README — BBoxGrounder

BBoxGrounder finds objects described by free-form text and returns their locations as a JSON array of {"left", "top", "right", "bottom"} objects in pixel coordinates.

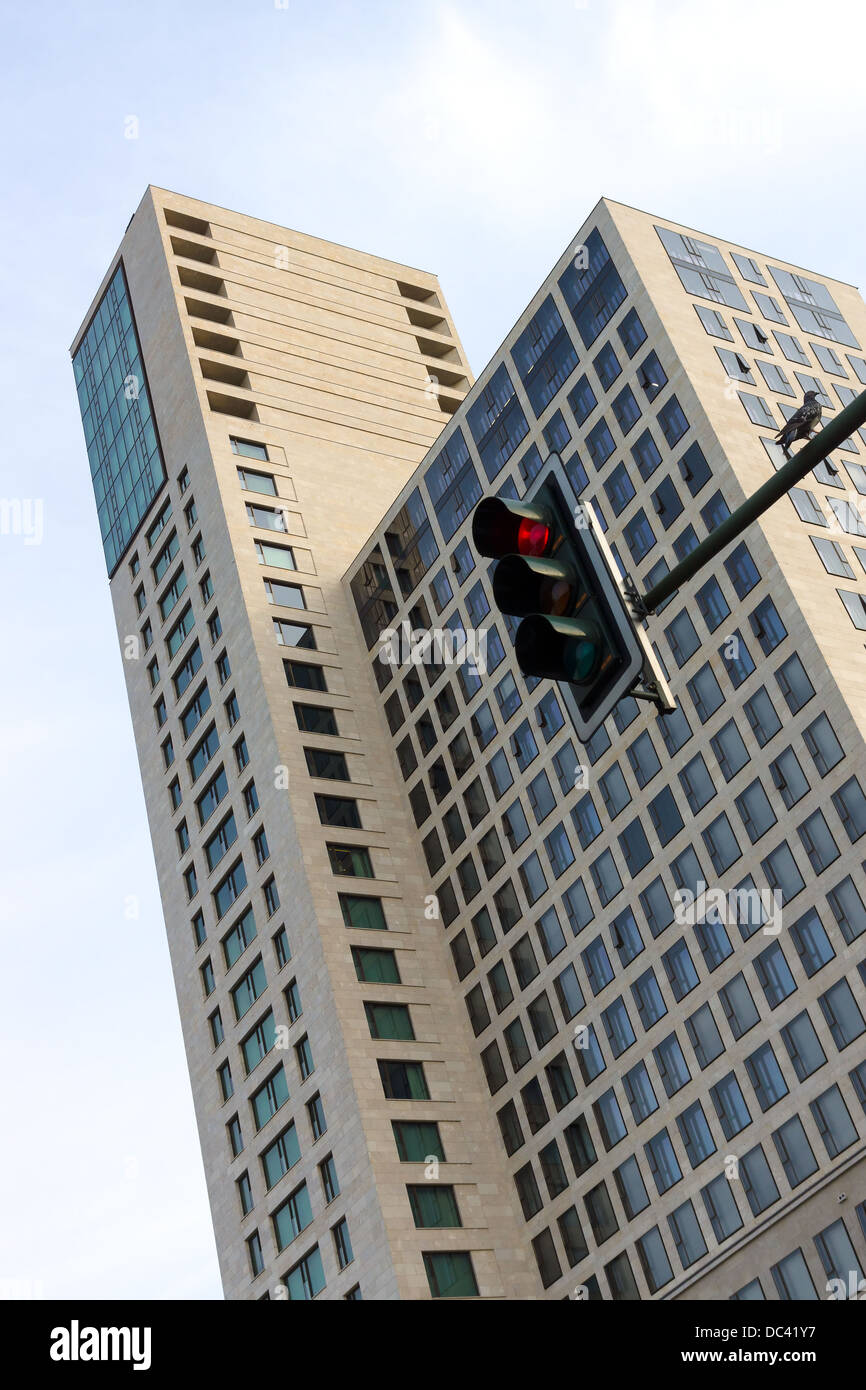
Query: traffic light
[{"left": 471, "top": 455, "right": 655, "bottom": 741}]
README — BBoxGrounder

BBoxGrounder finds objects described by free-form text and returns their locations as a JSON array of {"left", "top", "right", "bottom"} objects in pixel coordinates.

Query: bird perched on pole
[{"left": 775, "top": 391, "right": 822, "bottom": 458}]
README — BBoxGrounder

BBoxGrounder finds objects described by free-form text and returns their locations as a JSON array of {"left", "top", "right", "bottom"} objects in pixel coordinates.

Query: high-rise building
[
  {"left": 345, "top": 200, "right": 866, "bottom": 1303},
  {"left": 71, "top": 188, "right": 866, "bottom": 1302}
]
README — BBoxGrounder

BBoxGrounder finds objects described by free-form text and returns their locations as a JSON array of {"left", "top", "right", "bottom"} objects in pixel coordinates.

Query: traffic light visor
[
  {"left": 471, "top": 497, "right": 551, "bottom": 559},
  {"left": 492, "top": 555, "right": 577, "bottom": 618}
]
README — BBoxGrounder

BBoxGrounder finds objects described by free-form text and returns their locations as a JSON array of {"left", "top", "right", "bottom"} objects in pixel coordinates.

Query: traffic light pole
[{"left": 631, "top": 387, "right": 866, "bottom": 618}]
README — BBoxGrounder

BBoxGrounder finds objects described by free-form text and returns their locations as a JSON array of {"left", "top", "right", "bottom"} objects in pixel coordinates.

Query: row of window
[
  {"left": 732, "top": 1209, "right": 866, "bottom": 1301},
  {"left": 240, "top": 437, "right": 491, "bottom": 1290}
]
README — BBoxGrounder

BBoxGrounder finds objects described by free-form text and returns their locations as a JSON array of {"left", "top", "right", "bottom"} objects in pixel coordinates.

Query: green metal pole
[{"left": 638, "top": 388, "right": 866, "bottom": 617}]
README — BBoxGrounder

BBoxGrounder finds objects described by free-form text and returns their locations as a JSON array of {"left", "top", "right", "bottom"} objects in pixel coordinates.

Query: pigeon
[{"left": 775, "top": 391, "right": 822, "bottom": 458}]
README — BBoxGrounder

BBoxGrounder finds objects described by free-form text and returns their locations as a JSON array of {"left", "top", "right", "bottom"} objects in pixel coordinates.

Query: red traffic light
[
  {"left": 472, "top": 497, "right": 553, "bottom": 561},
  {"left": 516, "top": 517, "right": 551, "bottom": 556}
]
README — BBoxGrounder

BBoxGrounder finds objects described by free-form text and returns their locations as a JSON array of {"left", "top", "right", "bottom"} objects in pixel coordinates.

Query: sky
[{"left": 1, "top": 0, "right": 865, "bottom": 1301}]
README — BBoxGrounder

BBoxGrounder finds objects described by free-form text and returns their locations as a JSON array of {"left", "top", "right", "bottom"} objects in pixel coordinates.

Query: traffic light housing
[{"left": 471, "top": 455, "right": 654, "bottom": 741}]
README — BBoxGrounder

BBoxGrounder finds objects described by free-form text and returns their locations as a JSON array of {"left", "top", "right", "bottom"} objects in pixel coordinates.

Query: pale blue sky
[{"left": 1, "top": 0, "right": 864, "bottom": 1300}]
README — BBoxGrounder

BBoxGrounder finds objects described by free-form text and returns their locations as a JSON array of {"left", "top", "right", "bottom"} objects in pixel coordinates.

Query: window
[
  {"left": 332, "top": 1218, "right": 354, "bottom": 1269},
  {"left": 316, "top": 794, "right": 361, "bottom": 830},
  {"left": 267, "top": 925, "right": 289, "bottom": 971},
  {"left": 238, "top": 466, "right": 277, "bottom": 495},
  {"left": 636, "top": 1226, "right": 674, "bottom": 1293},
  {"left": 772, "top": 1115, "right": 818, "bottom": 1187},
  {"left": 231, "top": 956, "right": 267, "bottom": 1021},
  {"left": 677, "top": 1100, "right": 716, "bottom": 1169},
  {"left": 465, "top": 364, "right": 528, "bottom": 483},
  {"left": 353, "top": 944, "right": 399, "bottom": 984},
  {"left": 285, "top": 660, "right": 327, "bottom": 693},
  {"left": 423, "top": 1252, "right": 479, "bottom": 1299},
  {"left": 739, "top": 394, "right": 778, "bottom": 425},
  {"left": 378, "top": 1059, "right": 429, "bottom": 1102},
  {"left": 337, "top": 894, "right": 388, "bottom": 936},
  {"left": 231, "top": 437, "right": 269, "bottom": 461},
  {"left": 293, "top": 1034, "right": 313, "bottom": 1081},
  {"left": 601, "top": 997, "right": 636, "bottom": 1060},
  {"left": 246, "top": 1230, "right": 263, "bottom": 1279},
  {"left": 750, "top": 596, "right": 787, "bottom": 655},
  {"left": 573, "top": 1022, "right": 606, "bottom": 1085},
  {"left": 184, "top": 863, "right": 199, "bottom": 903},
  {"left": 686, "top": 1002, "right": 725, "bottom": 1070},
  {"left": 364, "top": 1001, "right": 413, "bottom": 1041},
  {"left": 511, "top": 295, "right": 578, "bottom": 415},
  {"left": 827, "top": 876, "right": 866, "bottom": 945},
  {"left": 653, "top": 1033, "right": 690, "bottom": 1099},
  {"left": 166, "top": 603, "right": 195, "bottom": 660},
  {"left": 586, "top": 418, "right": 616, "bottom": 469},
  {"left": 205, "top": 811, "right": 238, "bottom": 872},
  {"left": 832, "top": 775, "right": 866, "bottom": 842},
  {"left": 241, "top": 1008, "right": 275, "bottom": 1075},
  {"left": 776, "top": 653, "right": 815, "bottom": 715},
  {"left": 739, "top": 1144, "right": 781, "bottom": 1217},
  {"left": 265, "top": 579, "right": 305, "bottom": 611},
  {"left": 158, "top": 566, "right": 188, "bottom": 622},
  {"left": 253, "top": 536, "right": 300, "bottom": 575},
  {"left": 819, "top": 979, "right": 865, "bottom": 1050},
  {"left": 274, "top": 618, "right": 316, "bottom": 649},
  {"left": 261, "top": 1121, "right": 301, "bottom": 1189},
  {"left": 780, "top": 1009, "right": 827, "bottom": 1084},
  {"left": 687, "top": 662, "right": 724, "bottom": 724},
  {"left": 657, "top": 396, "right": 688, "bottom": 449},
  {"left": 645, "top": 1129, "right": 682, "bottom": 1195},
  {"left": 408, "top": 1183, "right": 462, "bottom": 1230},
  {"left": 317, "top": 1154, "right": 339, "bottom": 1205},
  {"left": 815, "top": 1218, "right": 865, "bottom": 1290},
  {"left": 251, "top": 1065, "right": 289, "bottom": 1130},
  {"left": 618, "top": 307, "right": 647, "bottom": 357},
  {"left": 744, "top": 686, "right": 782, "bottom": 747},
  {"left": 639, "top": 876, "right": 674, "bottom": 939},
  {"left": 648, "top": 786, "right": 684, "bottom": 846},
  {"left": 328, "top": 845, "right": 373, "bottom": 879},
  {"left": 810, "top": 1084, "right": 858, "bottom": 1159},
  {"left": 718, "top": 972, "right": 759, "bottom": 1041},
  {"left": 789, "top": 907, "right": 834, "bottom": 977},
  {"left": 283, "top": 1246, "right": 326, "bottom": 1302},
  {"left": 554, "top": 963, "right": 584, "bottom": 1021},
  {"left": 213, "top": 859, "right": 247, "bottom": 919},
  {"left": 668, "top": 1199, "right": 707, "bottom": 1270},
  {"left": 584, "top": 1180, "right": 619, "bottom": 1245},
  {"left": 733, "top": 779, "right": 776, "bottom": 847},
  {"left": 623, "top": 1060, "right": 658, "bottom": 1124},
  {"left": 798, "top": 808, "right": 840, "bottom": 874},
  {"left": 662, "top": 938, "right": 699, "bottom": 1002},
  {"left": 745, "top": 1041, "right": 789, "bottom": 1112},
  {"left": 769, "top": 265, "right": 857, "bottom": 347},
  {"left": 719, "top": 628, "right": 755, "bottom": 687},
  {"left": 307, "top": 1092, "right": 327, "bottom": 1140},
  {"left": 769, "top": 745, "right": 809, "bottom": 813},
  {"left": 710, "top": 1071, "right": 751, "bottom": 1140},
  {"left": 632, "top": 967, "right": 667, "bottom": 1031},
  {"left": 272, "top": 1181, "right": 314, "bottom": 1253},
  {"left": 221, "top": 906, "right": 257, "bottom": 971},
  {"left": 623, "top": 509, "right": 656, "bottom": 564}
]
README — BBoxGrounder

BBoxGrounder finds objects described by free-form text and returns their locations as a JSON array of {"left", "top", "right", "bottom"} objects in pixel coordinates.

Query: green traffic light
[
  {"left": 564, "top": 634, "right": 602, "bottom": 684},
  {"left": 516, "top": 614, "right": 603, "bottom": 685}
]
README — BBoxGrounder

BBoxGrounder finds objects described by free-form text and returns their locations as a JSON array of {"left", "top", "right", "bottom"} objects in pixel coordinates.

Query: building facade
[
  {"left": 71, "top": 186, "right": 537, "bottom": 1301},
  {"left": 72, "top": 187, "right": 866, "bottom": 1301},
  {"left": 346, "top": 198, "right": 866, "bottom": 1301}
]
